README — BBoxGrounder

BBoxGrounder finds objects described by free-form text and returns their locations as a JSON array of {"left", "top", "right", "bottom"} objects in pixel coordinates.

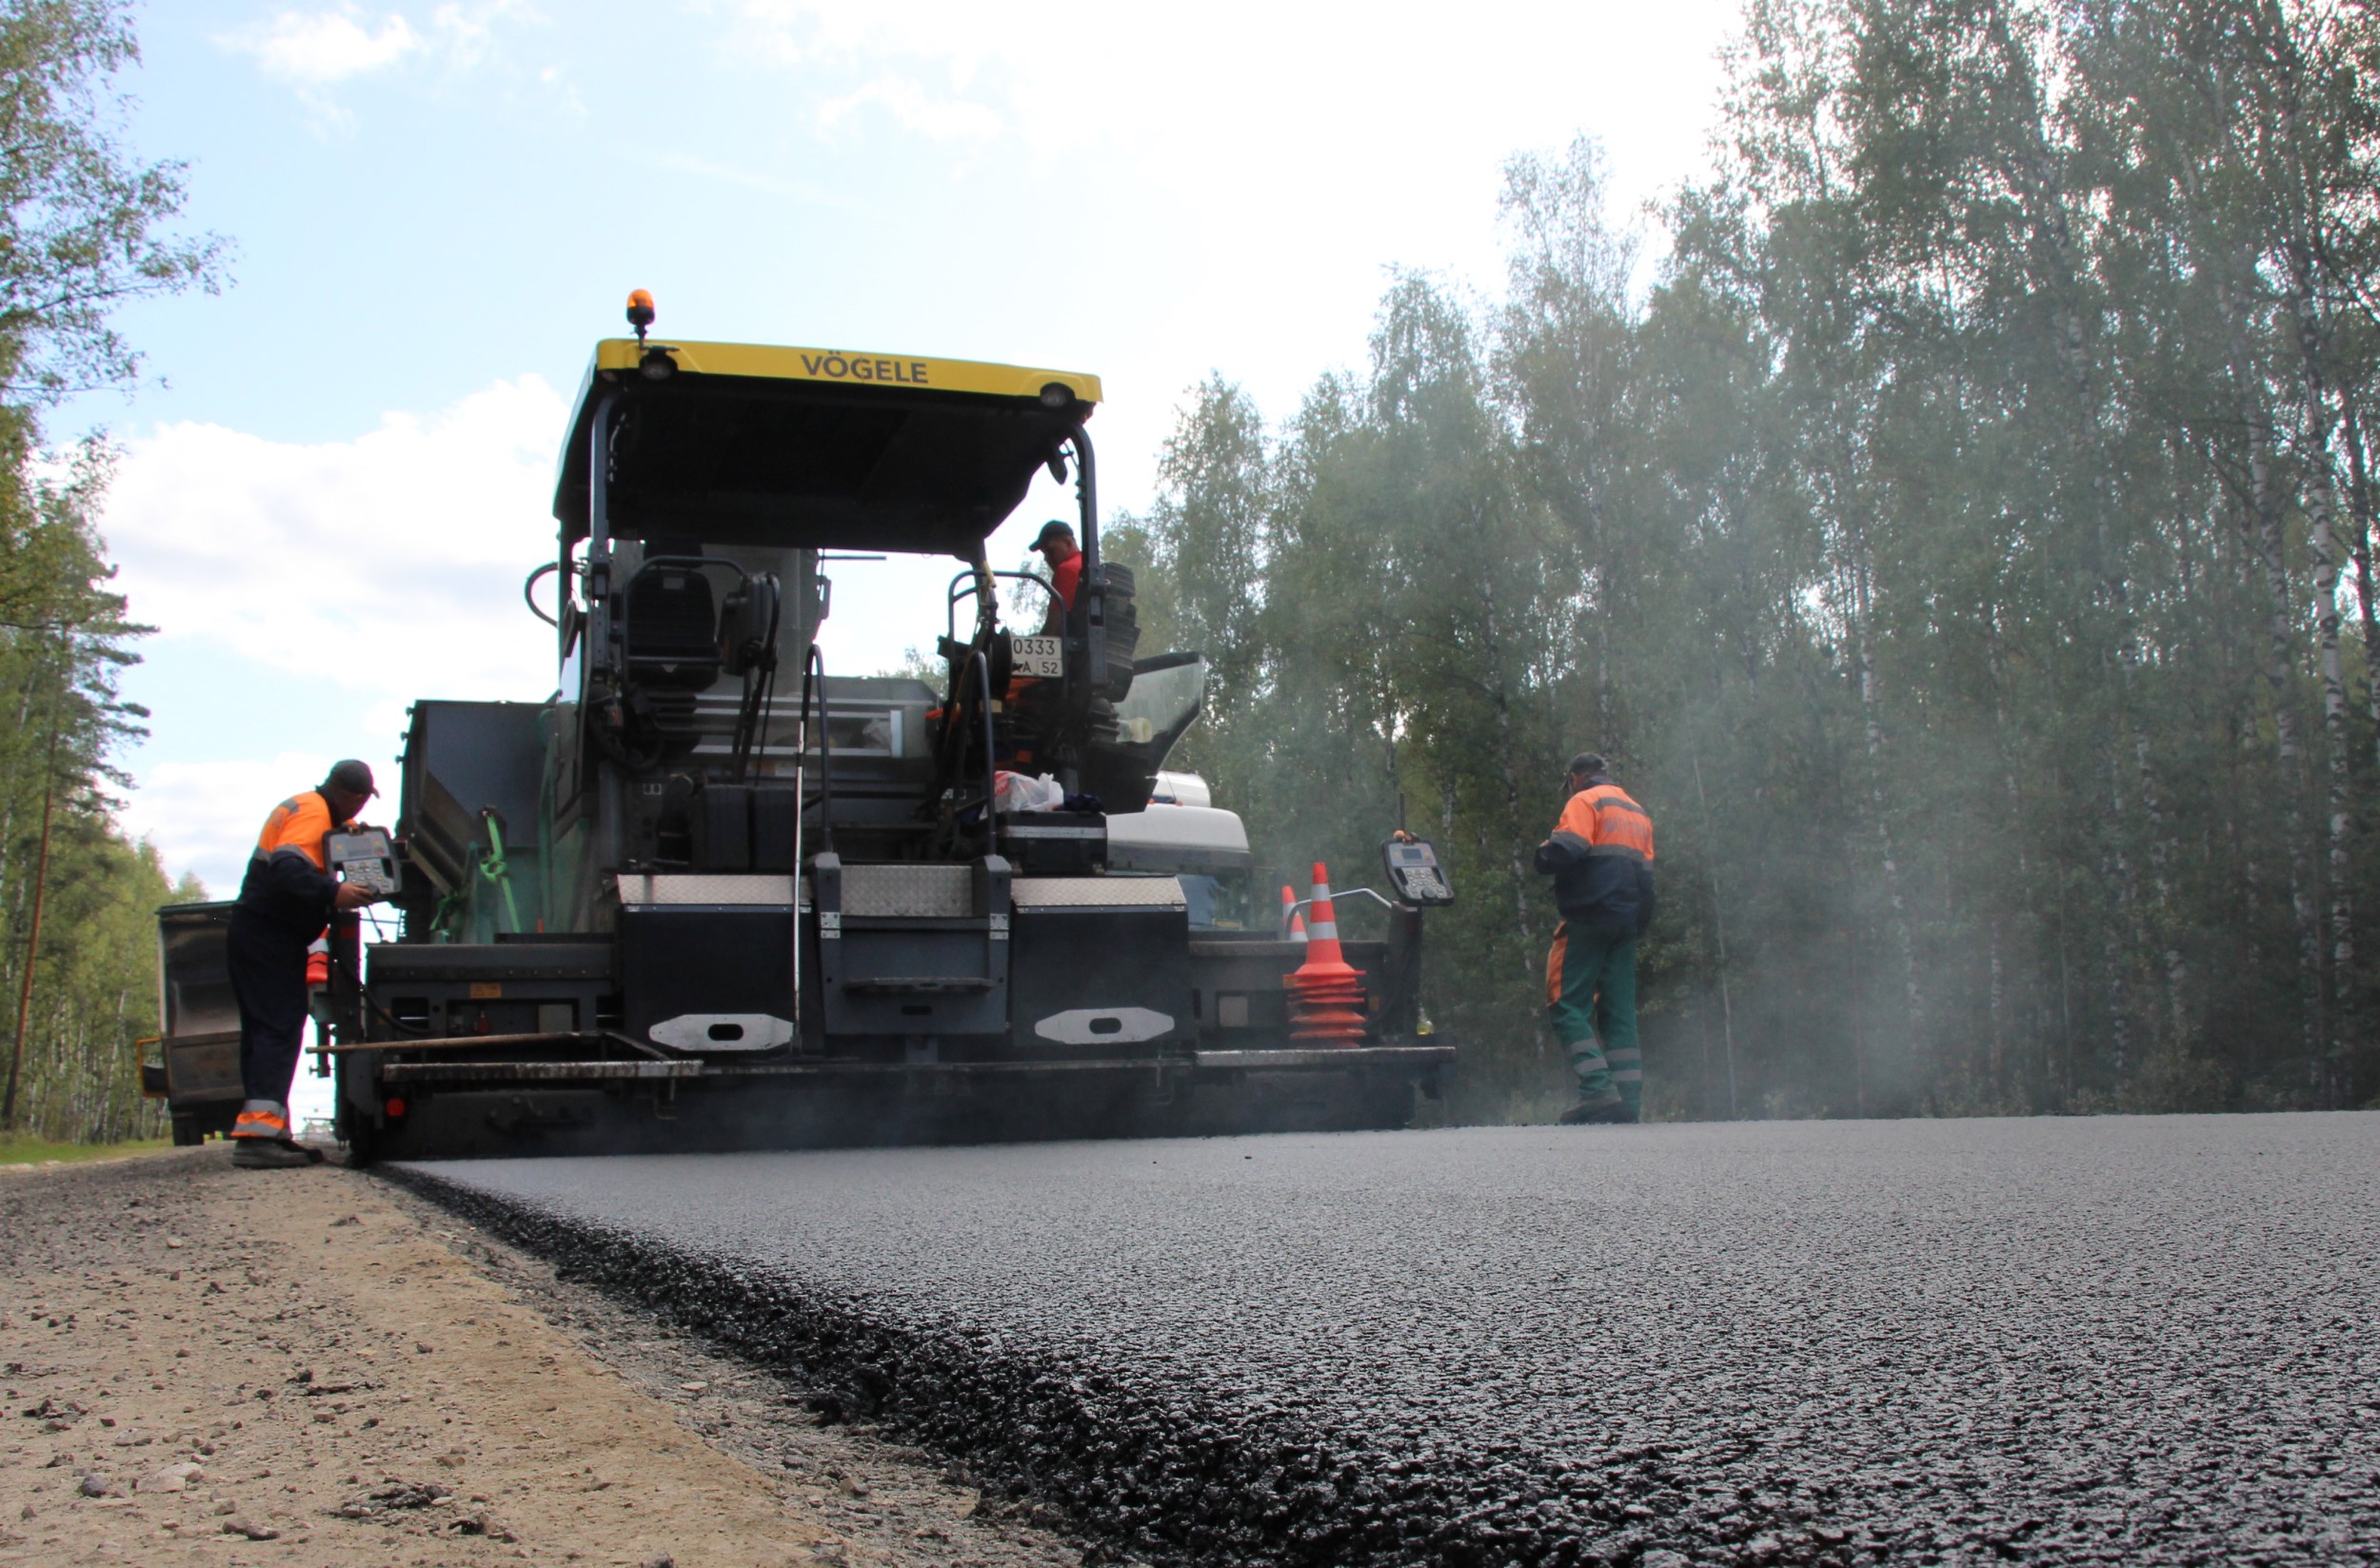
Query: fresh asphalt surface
[{"left": 399, "top": 1115, "right": 2379, "bottom": 1566}]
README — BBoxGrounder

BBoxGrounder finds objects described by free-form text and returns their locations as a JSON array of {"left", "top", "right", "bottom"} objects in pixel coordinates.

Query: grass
[{"left": 0, "top": 1134, "right": 173, "bottom": 1166}]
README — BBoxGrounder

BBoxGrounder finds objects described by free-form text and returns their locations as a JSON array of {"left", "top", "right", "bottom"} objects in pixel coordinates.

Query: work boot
[
  {"left": 1557, "top": 1091, "right": 1629, "bottom": 1125},
  {"left": 232, "top": 1138, "right": 323, "bottom": 1169}
]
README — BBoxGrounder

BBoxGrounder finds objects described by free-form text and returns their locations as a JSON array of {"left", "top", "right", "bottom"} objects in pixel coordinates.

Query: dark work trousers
[
  {"left": 1545, "top": 922, "right": 1642, "bottom": 1117},
  {"left": 227, "top": 912, "right": 311, "bottom": 1107}
]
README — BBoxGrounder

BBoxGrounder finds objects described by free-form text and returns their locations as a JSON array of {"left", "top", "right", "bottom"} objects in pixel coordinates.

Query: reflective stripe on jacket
[
  {"left": 1535, "top": 776, "right": 1657, "bottom": 932},
  {"left": 235, "top": 791, "right": 349, "bottom": 936},
  {"left": 254, "top": 793, "right": 338, "bottom": 870}
]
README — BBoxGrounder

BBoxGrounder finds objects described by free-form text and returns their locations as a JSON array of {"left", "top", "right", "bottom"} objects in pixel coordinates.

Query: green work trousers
[{"left": 1545, "top": 922, "right": 1641, "bottom": 1115}]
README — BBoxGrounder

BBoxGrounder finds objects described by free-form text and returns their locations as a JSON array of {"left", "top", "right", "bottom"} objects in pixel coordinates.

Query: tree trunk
[
  {"left": 2300, "top": 430, "right": 2354, "bottom": 1101},
  {"left": 2098, "top": 741, "right": 2134, "bottom": 1082},
  {"left": 2344, "top": 404, "right": 2380, "bottom": 772},
  {"left": 2285, "top": 268, "right": 2355, "bottom": 1101},
  {"left": 2243, "top": 456, "right": 2324, "bottom": 1078},
  {"left": 1988, "top": 916, "right": 2007, "bottom": 1103},
  {"left": 1691, "top": 745, "right": 1740, "bottom": 1119},
  {"left": 1851, "top": 552, "right": 1924, "bottom": 1051}
]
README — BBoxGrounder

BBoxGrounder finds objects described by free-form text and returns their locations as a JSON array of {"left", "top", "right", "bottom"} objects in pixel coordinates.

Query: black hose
[
  {"left": 523, "top": 561, "right": 560, "bottom": 626},
  {"left": 975, "top": 649, "right": 1000, "bottom": 860},
  {"left": 803, "top": 645, "right": 837, "bottom": 854},
  {"left": 1068, "top": 425, "right": 1099, "bottom": 571},
  {"left": 730, "top": 601, "right": 781, "bottom": 783}
]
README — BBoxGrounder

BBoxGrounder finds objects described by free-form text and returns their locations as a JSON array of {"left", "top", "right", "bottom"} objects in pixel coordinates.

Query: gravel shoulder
[{"left": 0, "top": 1148, "right": 1086, "bottom": 1568}]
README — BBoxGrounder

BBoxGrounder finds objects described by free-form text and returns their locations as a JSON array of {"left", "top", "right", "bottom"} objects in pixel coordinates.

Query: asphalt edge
[{"left": 379, "top": 1162, "right": 1559, "bottom": 1568}]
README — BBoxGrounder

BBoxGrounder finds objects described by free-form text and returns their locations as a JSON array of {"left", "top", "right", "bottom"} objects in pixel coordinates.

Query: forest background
[
  {"left": 1111, "top": 0, "right": 2380, "bottom": 1121},
  {"left": 0, "top": 0, "right": 216, "bottom": 1143},
  {"left": 8, "top": 0, "right": 2380, "bottom": 1138}
]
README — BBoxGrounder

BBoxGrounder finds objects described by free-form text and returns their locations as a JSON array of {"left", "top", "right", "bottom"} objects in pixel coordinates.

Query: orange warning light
[{"left": 626, "top": 288, "right": 656, "bottom": 342}]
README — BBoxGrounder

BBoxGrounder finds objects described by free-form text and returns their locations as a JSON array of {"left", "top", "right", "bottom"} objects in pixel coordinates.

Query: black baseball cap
[
  {"left": 1030, "top": 520, "right": 1076, "bottom": 549},
  {"left": 1566, "top": 752, "right": 1607, "bottom": 777},
  {"left": 322, "top": 759, "right": 378, "bottom": 799}
]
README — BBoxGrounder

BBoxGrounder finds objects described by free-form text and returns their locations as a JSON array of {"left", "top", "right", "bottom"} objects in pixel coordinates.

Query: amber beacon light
[{"left": 626, "top": 288, "right": 656, "bottom": 343}]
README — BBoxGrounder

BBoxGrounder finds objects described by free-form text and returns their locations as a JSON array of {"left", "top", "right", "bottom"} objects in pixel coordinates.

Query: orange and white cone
[
  {"left": 1284, "top": 862, "right": 1367, "bottom": 1044},
  {"left": 1279, "top": 884, "right": 1308, "bottom": 943}
]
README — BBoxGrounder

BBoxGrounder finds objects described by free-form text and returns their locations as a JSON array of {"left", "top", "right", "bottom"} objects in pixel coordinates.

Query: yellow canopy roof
[
  {"left": 554, "top": 338, "right": 1101, "bottom": 556},
  {"left": 589, "top": 338, "right": 1101, "bottom": 405}
]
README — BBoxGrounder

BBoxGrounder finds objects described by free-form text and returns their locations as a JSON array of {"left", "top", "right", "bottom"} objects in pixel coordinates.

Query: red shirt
[{"left": 1051, "top": 551, "right": 1082, "bottom": 610}]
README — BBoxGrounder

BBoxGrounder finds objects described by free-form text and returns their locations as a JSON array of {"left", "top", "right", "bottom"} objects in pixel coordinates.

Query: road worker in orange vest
[
  {"left": 226, "top": 760, "right": 387, "bottom": 1168},
  {"left": 1535, "top": 751, "right": 1656, "bottom": 1124}
]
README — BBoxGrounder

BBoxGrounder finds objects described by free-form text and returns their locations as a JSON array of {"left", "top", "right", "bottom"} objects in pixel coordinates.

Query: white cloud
[
  {"left": 233, "top": 7, "right": 421, "bottom": 86},
  {"left": 814, "top": 75, "right": 1004, "bottom": 145},
  {"left": 120, "top": 752, "right": 340, "bottom": 903},
  {"left": 99, "top": 377, "right": 571, "bottom": 898},
  {"left": 101, "top": 374, "right": 569, "bottom": 706},
  {"left": 720, "top": 3, "right": 1732, "bottom": 181},
  {"left": 100, "top": 377, "right": 567, "bottom": 888},
  {"left": 637, "top": 150, "right": 856, "bottom": 207},
  {"left": 709, "top": 0, "right": 1738, "bottom": 363},
  {"left": 221, "top": 2, "right": 542, "bottom": 125}
]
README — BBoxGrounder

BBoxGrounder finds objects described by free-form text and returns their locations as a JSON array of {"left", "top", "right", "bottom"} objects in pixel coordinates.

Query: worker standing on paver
[
  {"left": 1536, "top": 751, "right": 1656, "bottom": 1124},
  {"left": 227, "top": 760, "right": 385, "bottom": 1168}
]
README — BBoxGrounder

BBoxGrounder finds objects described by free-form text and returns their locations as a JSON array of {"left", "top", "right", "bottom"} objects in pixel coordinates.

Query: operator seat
[{"left": 625, "top": 546, "right": 722, "bottom": 692}]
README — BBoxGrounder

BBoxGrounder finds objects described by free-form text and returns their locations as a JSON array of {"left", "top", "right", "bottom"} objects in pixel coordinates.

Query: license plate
[{"left": 1010, "top": 635, "right": 1063, "bottom": 678}]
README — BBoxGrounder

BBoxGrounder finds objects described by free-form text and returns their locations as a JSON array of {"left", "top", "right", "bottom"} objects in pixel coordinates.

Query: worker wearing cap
[
  {"left": 1536, "top": 751, "right": 1656, "bottom": 1124},
  {"left": 1031, "top": 520, "right": 1082, "bottom": 634},
  {"left": 226, "top": 760, "right": 386, "bottom": 1168}
]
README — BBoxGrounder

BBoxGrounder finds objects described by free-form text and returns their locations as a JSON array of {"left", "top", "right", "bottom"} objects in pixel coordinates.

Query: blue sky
[{"left": 80, "top": 0, "right": 1738, "bottom": 898}]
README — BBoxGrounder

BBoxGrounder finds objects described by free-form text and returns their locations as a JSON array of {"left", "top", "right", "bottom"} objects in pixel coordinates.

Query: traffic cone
[
  {"left": 1279, "top": 884, "right": 1308, "bottom": 943},
  {"left": 1284, "top": 862, "right": 1367, "bottom": 1044}
]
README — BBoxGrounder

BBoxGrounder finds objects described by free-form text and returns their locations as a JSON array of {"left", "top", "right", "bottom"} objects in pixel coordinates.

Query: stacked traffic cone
[
  {"left": 1284, "top": 862, "right": 1367, "bottom": 1044},
  {"left": 1279, "top": 884, "right": 1308, "bottom": 943}
]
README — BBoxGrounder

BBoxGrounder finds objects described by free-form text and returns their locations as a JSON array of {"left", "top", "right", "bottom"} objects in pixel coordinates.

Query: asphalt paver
[{"left": 398, "top": 1113, "right": 2380, "bottom": 1566}]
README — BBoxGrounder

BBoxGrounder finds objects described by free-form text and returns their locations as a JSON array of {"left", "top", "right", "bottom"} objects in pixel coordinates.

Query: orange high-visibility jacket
[
  {"left": 1535, "top": 779, "right": 1657, "bottom": 932},
  {"left": 236, "top": 792, "right": 354, "bottom": 935},
  {"left": 254, "top": 793, "right": 341, "bottom": 871}
]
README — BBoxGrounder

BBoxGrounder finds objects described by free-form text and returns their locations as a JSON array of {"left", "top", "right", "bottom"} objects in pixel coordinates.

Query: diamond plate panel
[
  {"left": 843, "top": 863, "right": 976, "bottom": 918},
  {"left": 1011, "top": 875, "right": 1186, "bottom": 910},
  {"left": 618, "top": 873, "right": 796, "bottom": 906}
]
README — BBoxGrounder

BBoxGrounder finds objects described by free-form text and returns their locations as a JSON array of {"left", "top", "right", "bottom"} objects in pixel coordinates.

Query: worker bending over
[
  {"left": 228, "top": 760, "right": 386, "bottom": 1168},
  {"left": 1536, "top": 751, "right": 1656, "bottom": 1124}
]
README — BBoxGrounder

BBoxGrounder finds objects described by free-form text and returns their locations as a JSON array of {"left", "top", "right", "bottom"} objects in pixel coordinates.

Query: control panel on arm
[{"left": 1382, "top": 834, "right": 1455, "bottom": 906}]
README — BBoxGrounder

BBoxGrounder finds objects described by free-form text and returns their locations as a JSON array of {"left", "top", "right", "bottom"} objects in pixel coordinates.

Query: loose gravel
[
  {"left": 0, "top": 1149, "right": 1088, "bottom": 1568},
  {"left": 400, "top": 1113, "right": 2380, "bottom": 1567}
]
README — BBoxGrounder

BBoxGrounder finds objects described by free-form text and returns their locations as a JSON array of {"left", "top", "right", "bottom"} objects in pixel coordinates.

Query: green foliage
[
  {"left": 1130, "top": 0, "right": 2380, "bottom": 1120},
  {"left": 0, "top": 447, "right": 169, "bottom": 1141},
  {"left": 0, "top": 1130, "right": 164, "bottom": 1163},
  {"left": 0, "top": 0, "right": 221, "bottom": 1141},
  {"left": 0, "top": 0, "right": 225, "bottom": 405}
]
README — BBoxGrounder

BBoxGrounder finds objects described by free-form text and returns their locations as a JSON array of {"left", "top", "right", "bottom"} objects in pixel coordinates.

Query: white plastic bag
[{"left": 992, "top": 770, "right": 1066, "bottom": 813}]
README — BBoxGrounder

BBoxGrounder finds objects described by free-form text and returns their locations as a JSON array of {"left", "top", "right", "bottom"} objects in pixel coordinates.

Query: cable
[
  {"left": 803, "top": 645, "right": 837, "bottom": 855},
  {"left": 728, "top": 577, "right": 783, "bottom": 783},
  {"left": 975, "top": 650, "right": 1000, "bottom": 861},
  {"left": 523, "top": 561, "right": 560, "bottom": 626}
]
